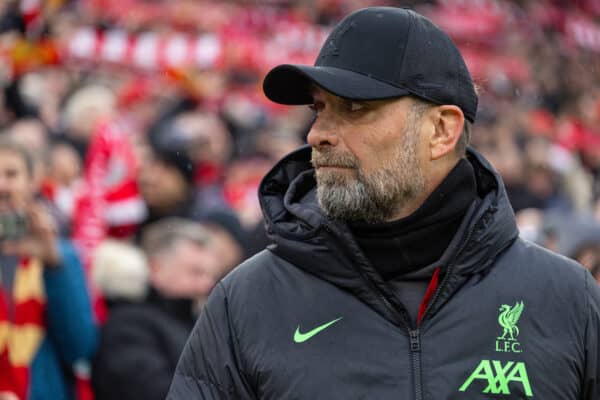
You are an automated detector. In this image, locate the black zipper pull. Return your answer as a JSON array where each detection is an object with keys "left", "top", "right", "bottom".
[{"left": 409, "top": 329, "right": 421, "bottom": 352}]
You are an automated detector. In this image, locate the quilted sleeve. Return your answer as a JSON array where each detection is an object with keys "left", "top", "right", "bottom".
[{"left": 166, "top": 283, "right": 255, "bottom": 399}]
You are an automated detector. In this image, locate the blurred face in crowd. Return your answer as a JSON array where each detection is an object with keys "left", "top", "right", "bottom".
[
  {"left": 307, "top": 86, "right": 429, "bottom": 223},
  {"left": 9, "top": 119, "right": 48, "bottom": 155},
  {"left": 174, "top": 112, "right": 232, "bottom": 165},
  {"left": 9, "top": 119, "right": 48, "bottom": 185},
  {"left": 63, "top": 85, "right": 116, "bottom": 143},
  {"left": 150, "top": 238, "right": 220, "bottom": 301},
  {"left": 49, "top": 143, "right": 82, "bottom": 186},
  {"left": 202, "top": 224, "right": 243, "bottom": 276},
  {"left": 138, "top": 148, "right": 189, "bottom": 213},
  {"left": 0, "top": 148, "right": 34, "bottom": 213}
]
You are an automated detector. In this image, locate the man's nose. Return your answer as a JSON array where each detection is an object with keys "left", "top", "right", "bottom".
[{"left": 306, "top": 117, "right": 339, "bottom": 148}]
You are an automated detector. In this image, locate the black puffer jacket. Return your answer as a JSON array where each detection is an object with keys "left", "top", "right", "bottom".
[
  {"left": 93, "top": 293, "right": 196, "bottom": 400},
  {"left": 168, "top": 146, "right": 600, "bottom": 399}
]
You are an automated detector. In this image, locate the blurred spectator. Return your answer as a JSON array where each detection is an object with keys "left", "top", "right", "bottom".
[
  {"left": 196, "top": 209, "right": 247, "bottom": 272},
  {"left": 7, "top": 118, "right": 84, "bottom": 235},
  {"left": 172, "top": 111, "right": 233, "bottom": 173},
  {"left": 545, "top": 212, "right": 600, "bottom": 272},
  {"left": 45, "top": 142, "right": 82, "bottom": 224},
  {"left": 516, "top": 208, "right": 600, "bottom": 284},
  {"left": 254, "top": 110, "right": 311, "bottom": 162},
  {"left": 6, "top": 118, "right": 48, "bottom": 185},
  {"left": 0, "top": 137, "right": 97, "bottom": 400},
  {"left": 166, "top": 110, "right": 233, "bottom": 210},
  {"left": 61, "top": 84, "right": 116, "bottom": 159},
  {"left": 92, "top": 218, "right": 220, "bottom": 400},
  {"left": 137, "top": 133, "right": 197, "bottom": 227}
]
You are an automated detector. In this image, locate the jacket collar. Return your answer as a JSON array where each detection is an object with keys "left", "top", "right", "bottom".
[{"left": 259, "top": 145, "right": 518, "bottom": 325}]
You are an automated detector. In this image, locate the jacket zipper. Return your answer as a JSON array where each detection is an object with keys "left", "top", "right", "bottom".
[
  {"left": 354, "top": 259, "right": 424, "bottom": 400},
  {"left": 324, "top": 223, "right": 427, "bottom": 400},
  {"left": 366, "top": 275, "right": 424, "bottom": 400},
  {"left": 409, "top": 329, "right": 422, "bottom": 400},
  {"left": 406, "top": 208, "right": 487, "bottom": 400},
  {"left": 373, "top": 278, "right": 423, "bottom": 400},
  {"left": 410, "top": 206, "right": 499, "bottom": 400}
]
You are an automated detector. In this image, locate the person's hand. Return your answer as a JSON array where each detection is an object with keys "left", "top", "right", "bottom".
[
  {"left": 0, "top": 391, "right": 19, "bottom": 400},
  {"left": 2, "top": 203, "right": 61, "bottom": 267}
]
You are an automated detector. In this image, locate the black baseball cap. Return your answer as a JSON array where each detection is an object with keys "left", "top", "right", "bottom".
[{"left": 263, "top": 7, "right": 478, "bottom": 122}]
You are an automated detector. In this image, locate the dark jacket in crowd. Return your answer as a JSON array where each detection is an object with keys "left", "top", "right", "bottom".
[
  {"left": 167, "top": 146, "right": 600, "bottom": 399},
  {"left": 92, "top": 291, "right": 196, "bottom": 400}
]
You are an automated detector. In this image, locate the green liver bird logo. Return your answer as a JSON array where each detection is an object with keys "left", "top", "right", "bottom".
[{"left": 497, "top": 301, "right": 524, "bottom": 341}]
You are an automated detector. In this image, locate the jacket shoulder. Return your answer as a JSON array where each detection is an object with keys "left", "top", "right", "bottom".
[
  {"left": 507, "top": 238, "right": 587, "bottom": 278},
  {"left": 220, "top": 249, "right": 295, "bottom": 295},
  {"left": 494, "top": 238, "right": 592, "bottom": 306}
]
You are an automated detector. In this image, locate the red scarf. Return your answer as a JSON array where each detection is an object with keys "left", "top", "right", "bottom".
[{"left": 0, "top": 257, "right": 46, "bottom": 400}]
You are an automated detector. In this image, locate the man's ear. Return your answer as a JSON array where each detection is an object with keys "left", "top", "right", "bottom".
[{"left": 429, "top": 105, "right": 464, "bottom": 160}]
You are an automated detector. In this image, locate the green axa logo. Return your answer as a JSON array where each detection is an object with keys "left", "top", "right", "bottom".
[{"left": 459, "top": 360, "right": 533, "bottom": 397}]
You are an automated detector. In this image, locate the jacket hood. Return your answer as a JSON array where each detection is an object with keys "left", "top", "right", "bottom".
[{"left": 259, "top": 145, "right": 518, "bottom": 324}]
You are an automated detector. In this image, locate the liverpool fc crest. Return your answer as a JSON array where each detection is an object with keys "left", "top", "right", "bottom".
[{"left": 495, "top": 301, "right": 524, "bottom": 353}]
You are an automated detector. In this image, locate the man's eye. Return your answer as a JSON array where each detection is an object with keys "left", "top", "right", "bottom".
[
  {"left": 349, "top": 102, "right": 365, "bottom": 112},
  {"left": 308, "top": 104, "right": 320, "bottom": 115}
]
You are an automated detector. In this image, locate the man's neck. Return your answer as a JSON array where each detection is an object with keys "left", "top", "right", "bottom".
[{"left": 386, "top": 158, "right": 461, "bottom": 221}]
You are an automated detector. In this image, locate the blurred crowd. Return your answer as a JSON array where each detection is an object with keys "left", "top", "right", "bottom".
[{"left": 0, "top": 0, "right": 599, "bottom": 399}]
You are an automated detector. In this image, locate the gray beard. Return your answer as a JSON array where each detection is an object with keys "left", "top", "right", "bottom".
[
  {"left": 312, "top": 121, "right": 425, "bottom": 224},
  {"left": 316, "top": 175, "right": 395, "bottom": 224}
]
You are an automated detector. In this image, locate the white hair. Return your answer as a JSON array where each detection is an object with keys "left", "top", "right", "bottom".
[
  {"left": 62, "top": 84, "right": 116, "bottom": 136},
  {"left": 92, "top": 239, "right": 149, "bottom": 301}
]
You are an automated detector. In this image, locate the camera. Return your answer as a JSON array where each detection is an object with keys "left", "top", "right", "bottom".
[{"left": 0, "top": 212, "right": 28, "bottom": 241}]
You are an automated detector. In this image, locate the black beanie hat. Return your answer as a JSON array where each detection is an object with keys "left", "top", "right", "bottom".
[
  {"left": 196, "top": 208, "right": 247, "bottom": 251},
  {"left": 148, "top": 124, "right": 196, "bottom": 184},
  {"left": 152, "top": 147, "right": 195, "bottom": 184}
]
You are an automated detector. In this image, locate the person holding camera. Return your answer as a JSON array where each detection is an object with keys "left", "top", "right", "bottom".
[{"left": 0, "top": 138, "right": 97, "bottom": 400}]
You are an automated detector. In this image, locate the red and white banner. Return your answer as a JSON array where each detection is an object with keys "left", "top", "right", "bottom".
[
  {"left": 66, "top": 23, "right": 328, "bottom": 73},
  {"left": 68, "top": 30, "right": 223, "bottom": 71}
]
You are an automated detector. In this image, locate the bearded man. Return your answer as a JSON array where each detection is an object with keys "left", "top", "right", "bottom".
[{"left": 168, "top": 7, "right": 600, "bottom": 400}]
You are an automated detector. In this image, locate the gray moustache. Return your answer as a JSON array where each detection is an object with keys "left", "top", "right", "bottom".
[{"left": 311, "top": 152, "right": 358, "bottom": 169}]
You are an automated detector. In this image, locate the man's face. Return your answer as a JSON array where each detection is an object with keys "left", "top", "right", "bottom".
[
  {"left": 0, "top": 149, "right": 33, "bottom": 213},
  {"left": 138, "top": 148, "right": 189, "bottom": 213},
  {"left": 151, "top": 239, "right": 220, "bottom": 301},
  {"left": 307, "top": 87, "right": 427, "bottom": 223},
  {"left": 204, "top": 224, "right": 243, "bottom": 275}
]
